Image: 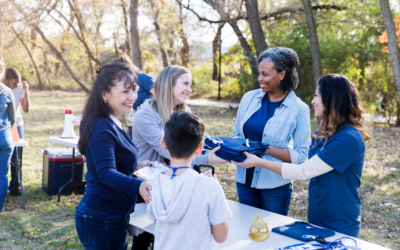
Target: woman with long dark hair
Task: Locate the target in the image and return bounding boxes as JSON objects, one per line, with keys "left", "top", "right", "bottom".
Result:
{"left": 233, "top": 74, "right": 370, "bottom": 237}
{"left": 75, "top": 62, "right": 153, "bottom": 249}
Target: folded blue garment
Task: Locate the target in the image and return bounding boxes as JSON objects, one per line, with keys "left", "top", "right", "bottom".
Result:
{"left": 203, "top": 137, "right": 269, "bottom": 163}
{"left": 272, "top": 221, "right": 335, "bottom": 242}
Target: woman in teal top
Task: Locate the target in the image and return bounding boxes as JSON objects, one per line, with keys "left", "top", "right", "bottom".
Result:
{"left": 234, "top": 74, "right": 370, "bottom": 237}
{"left": 233, "top": 47, "right": 311, "bottom": 215}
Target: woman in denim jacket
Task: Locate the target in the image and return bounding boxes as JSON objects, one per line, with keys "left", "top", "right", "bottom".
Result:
{"left": 0, "top": 60, "right": 16, "bottom": 212}
{"left": 232, "top": 47, "right": 311, "bottom": 215}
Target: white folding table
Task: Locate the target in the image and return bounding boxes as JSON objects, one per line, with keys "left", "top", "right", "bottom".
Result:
{"left": 127, "top": 200, "right": 390, "bottom": 250}
{"left": 47, "top": 137, "right": 86, "bottom": 201}
{"left": 12, "top": 140, "right": 28, "bottom": 209}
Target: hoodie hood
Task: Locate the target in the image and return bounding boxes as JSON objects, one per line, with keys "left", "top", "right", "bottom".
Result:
{"left": 150, "top": 169, "right": 200, "bottom": 223}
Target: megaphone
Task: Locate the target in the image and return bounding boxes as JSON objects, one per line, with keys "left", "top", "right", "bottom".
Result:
{"left": 61, "top": 109, "right": 77, "bottom": 138}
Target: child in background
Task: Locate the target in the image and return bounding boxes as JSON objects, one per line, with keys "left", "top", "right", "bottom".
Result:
{"left": 3, "top": 67, "right": 30, "bottom": 196}
{"left": 148, "top": 111, "right": 232, "bottom": 250}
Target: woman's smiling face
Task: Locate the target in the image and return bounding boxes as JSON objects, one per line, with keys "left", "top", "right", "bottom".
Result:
{"left": 311, "top": 85, "right": 324, "bottom": 118}
{"left": 258, "top": 58, "right": 285, "bottom": 93}
{"left": 172, "top": 73, "right": 192, "bottom": 107}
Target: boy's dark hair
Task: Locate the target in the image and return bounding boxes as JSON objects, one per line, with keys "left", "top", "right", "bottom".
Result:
{"left": 164, "top": 111, "right": 205, "bottom": 159}
{"left": 5, "top": 67, "right": 21, "bottom": 82}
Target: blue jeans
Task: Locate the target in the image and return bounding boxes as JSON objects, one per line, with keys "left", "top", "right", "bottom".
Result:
{"left": 0, "top": 127, "right": 14, "bottom": 212}
{"left": 236, "top": 168, "right": 293, "bottom": 216}
{"left": 75, "top": 201, "right": 129, "bottom": 250}
{"left": 9, "top": 125, "right": 23, "bottom": 192}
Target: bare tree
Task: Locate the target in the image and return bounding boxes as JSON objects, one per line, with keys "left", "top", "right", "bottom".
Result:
{"left": 121, "top": 0, "right": 131, "bottom": 56}
{"left": 11, "top": 27, "right": 43, "bottom": 90}
{"left": 379, "top": 0, "right": 400, "bottom": 126}
{"left": 149, "top": 0, "right": 169, "bottom": 68}
{"left": 212, "top": 23, "right": 224, "bottom": 81}
{"left": 178, "top": 4, "right": 189, "bottom": 67}
{"left": 302, "top": 0, "right": 322, "bottom": 84}
{"left": 229, "top": 19, "right": 259, "bottom": 88}
{"left": 130, "top": 0, "right": 143, "bottom": 69}
{"left": 244, "top": 0, "right": 267, "bottom": 56}
{"left": 35, "top": 26, "right": 90, "bottom": 93}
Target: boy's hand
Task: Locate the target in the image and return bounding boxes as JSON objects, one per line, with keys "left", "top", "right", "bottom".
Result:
{"left": 139, "top": 181, "right": 152, "bottom": 204}
{"left": 137, "top": 160, "right": 154, "bottom": 170}
{"left": 22, "top": 81, "right": 29, "bottom": 94}
{"left": 207, "top": 146, "right": 228, "bottom": 164}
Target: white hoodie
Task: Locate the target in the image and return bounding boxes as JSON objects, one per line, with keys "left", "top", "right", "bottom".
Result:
{"left": 148, "top": 169, "right": 232, "bottom": 250}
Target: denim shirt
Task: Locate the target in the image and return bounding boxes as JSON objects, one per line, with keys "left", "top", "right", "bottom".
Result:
{"left": 0, "top": 84, "right": 15, "bottom": 130}
{"left": 232, "top": 89, "right": 311, "bottom": 189}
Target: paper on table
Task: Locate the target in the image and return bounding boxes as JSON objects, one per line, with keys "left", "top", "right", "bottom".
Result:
{"left": 134, "top": 161, "right": 169, "bottom": 180}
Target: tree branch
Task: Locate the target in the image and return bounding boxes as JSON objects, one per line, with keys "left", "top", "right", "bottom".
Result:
{"left": 34, "top": 26, "right": 90, "bottom": 93}
{"left": 177, "top": 1, "right": 347, "bottom": 24}
{"left": 50, "top": 9, "right": 101, "bottom": 66}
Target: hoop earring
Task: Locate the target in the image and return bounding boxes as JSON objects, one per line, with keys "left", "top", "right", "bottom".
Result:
{"left": 103, "top": 98, "right": 107, "bottom": 103}
{"left": 279, "top": 80, "right": 282, "bottom": 86}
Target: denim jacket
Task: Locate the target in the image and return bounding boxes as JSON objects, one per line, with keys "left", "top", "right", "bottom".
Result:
{"left": 0, "top": 83, "right": 15, "bottom": 130}
{"left": 232, "top": 89, "right": 311, "bottom": 189}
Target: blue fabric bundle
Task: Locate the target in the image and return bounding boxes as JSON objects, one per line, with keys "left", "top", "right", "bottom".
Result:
{"left": 272, "top": 221, "right": 335, "bottom": 242}
{"left": 203, "top": 137, "right": 269, "bottom": 163}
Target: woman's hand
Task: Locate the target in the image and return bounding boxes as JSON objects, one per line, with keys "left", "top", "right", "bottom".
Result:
{"left": 137, "top": 160, "right": 154, "bottom": 170}
{"left": 207, "top": 146, "right": 228, "bottom": 164}
{"left": 139, "top": 181, "right": 152, "bottom": 204}
{"left": 231, "top": 152, "right": 262, "bottom": 169}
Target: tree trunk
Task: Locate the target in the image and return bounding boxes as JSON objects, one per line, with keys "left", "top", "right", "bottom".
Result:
{"left": 150, "top": 0, "right": 169, "bottom": 68}
{"left": 229, "top": 20, "right": 258, "bottom": 89}
{"left": 379, "top": 0, "right": 400, "bottom": 127}
{"left": 212, "top": 23, "right": 224, "bottom": 81}
{"left": 35, "top": 27, "right": 90, "bottom": 93}
{"left": 113, "top": 32, "right": 120, "bottom": 57}
{"left": 121, "top": 0, "right": 131, "bottom": 56}
{"left": 178, "top": 4, "right": 189, "bottom": 67}
{"left": 302, "top": 0, "right": 323, "bottom": 84}
{"left": 244, "top": 0, "right": 267, "bottom": 57}
{"left": 42, "top": 48, "right": 53, "bottom": 91}
{"left": 12, "top": 28, "right": 43, "bottom": 90}
{"left": 180, "top": 33, "right": 189, "bottom": 67}
{"left": 130, "top": 0, "right": 143, "bottom": 69}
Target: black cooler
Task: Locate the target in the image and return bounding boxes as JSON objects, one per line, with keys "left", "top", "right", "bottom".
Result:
{"left": 42, "top": 148, "right": 84, "bottom": 195}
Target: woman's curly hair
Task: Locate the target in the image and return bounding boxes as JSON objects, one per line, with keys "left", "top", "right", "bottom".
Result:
{"left": 258, "top": 47, "right": 300, "bottom": 93}
{"left": 315, "top": 74, "right": 370, "bottom": 143}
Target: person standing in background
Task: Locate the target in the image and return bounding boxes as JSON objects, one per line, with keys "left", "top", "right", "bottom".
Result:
{"left": 0, "top": 60, "right": 16, "bottom": 211}
{"left": 2, "top": 67, "right": 30, "bottom": 196}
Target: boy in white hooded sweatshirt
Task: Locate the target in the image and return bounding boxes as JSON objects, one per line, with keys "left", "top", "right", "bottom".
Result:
{"left": 147, "top": 111, "right": 232, "bottom": 250}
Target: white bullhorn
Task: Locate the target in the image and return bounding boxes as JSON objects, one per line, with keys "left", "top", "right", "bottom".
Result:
{"left": 60, "top": 109, "right": 77, "bottom": 138}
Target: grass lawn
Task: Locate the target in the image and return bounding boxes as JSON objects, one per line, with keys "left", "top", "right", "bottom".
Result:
{"left": 0, "top": 90, "right": 399, "bottom": 249}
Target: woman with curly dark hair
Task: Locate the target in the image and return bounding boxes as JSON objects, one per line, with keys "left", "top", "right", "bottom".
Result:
{"left": 233, "top": 74, "right": 370, "bottom": 237}
{"left": 232, "top": 47, "right": 311, "bottom": 215}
